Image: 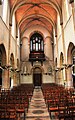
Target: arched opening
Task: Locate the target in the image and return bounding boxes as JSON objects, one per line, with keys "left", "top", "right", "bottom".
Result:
{"left": 0, "top": 68, "right": 2, "bottom": 86}
{"left": 0, "top": 44, "right": 6, "bottom": 88}
{"left": 33, "top": 67, "right": 42, "bottom": 87}
{"left": 29, "top": 32, "right": 45, "bottom": 66}
{"left": 10, "top": 53, "right": 14, "bottom": 88}
{"left": 72, "top": 49, "right": 75, "bottom": 88}
{"left": 67, "top": 42, "right": 74, "bottom": 88}
{"left": 30, "top": 32, "right": 44, "bottom": 52}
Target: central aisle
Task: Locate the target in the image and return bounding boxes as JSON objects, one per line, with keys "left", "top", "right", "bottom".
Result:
{"left": 26, "top": 87, "right": 50, "bottom": 120}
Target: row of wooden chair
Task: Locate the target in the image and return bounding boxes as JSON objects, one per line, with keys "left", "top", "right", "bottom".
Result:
{"left": 42, "top": 83, "right": 75, "bottom": 120}
{"left": 0, "top": 84, "right": 34, "bottom": 120}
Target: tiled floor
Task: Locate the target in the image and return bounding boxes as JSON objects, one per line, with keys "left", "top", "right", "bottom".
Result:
{"left": 26, "top": 87, "right": 50, "bottom": 120}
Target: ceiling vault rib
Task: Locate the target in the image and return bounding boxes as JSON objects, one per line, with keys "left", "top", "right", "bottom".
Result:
{"left": 21, "top": 19, "right": 53, "bottom": 37}
{"left": 10, "top": 1, "right": 61, "bottom": 18}
{"left": 9, "top": 0, "right": 62, "bottom": 41}
{"left": 19, "top": 14, "right": 55, "bottom": 28}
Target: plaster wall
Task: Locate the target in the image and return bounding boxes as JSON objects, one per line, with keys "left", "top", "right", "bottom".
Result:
{"left": 20, "top": 75, "right": 32, "bottom": 84}
{"left": 54, "top": 14, "right": 75, "bottom": 66}
{"left": 43, "top": 75, "right": 54, "bottom": 83}
{"left": 64, "top": 15, "right": 75, "bottom": 62}
{"left": 0, "top": 17, "right": 9, "bottom": 63}
{"left": 20, "top": 74, "right": 54, "bottom": 84}
{"left": 0, "top": 17, "right": 20, "bottom": 67}
{"left": 20, "top": 25, "right": 54, "bottom": 84}
{"left": 22, "top": 25, "right": 50, "bottom": 39}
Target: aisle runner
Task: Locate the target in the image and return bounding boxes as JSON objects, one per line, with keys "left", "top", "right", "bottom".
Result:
{"left": 26, "top": 87, "right": 50, "bottom": 120}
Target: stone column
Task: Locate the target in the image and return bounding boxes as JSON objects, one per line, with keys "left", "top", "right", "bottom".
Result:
{"left": 2, "top": 69, "right": 10, "bottom": 89}
{"left": 16, "top": 71, "right": 20, "bottom": 85}
{"left": 21, "top": 37, "right": 29, "bottom": 61}
{"left": 8, "top": 22, "right": 12, "bottom": 64}
{"left": 45, "top": 36, "right": 53, "bottom": 61}
{"left": 66, "top": 67, "right": 73, "bottom": 88}
{"left": 13, "top": 71, "right": 17, "bottom": 86}
{"left": 60, "top": 69, "right": 64, "bottom": 85}
{"left": 57, "top": 70, "right": 61, "bottom": 85}
{"left": 61, "top": 25, "right": 66, "bottom": 62}
{"left": 60, "top": 24, "right": 68, "bottom": 86}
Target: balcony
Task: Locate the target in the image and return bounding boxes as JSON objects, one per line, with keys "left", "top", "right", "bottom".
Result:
{"left": 29, "top": 52, "right": 45, "bottom": 62}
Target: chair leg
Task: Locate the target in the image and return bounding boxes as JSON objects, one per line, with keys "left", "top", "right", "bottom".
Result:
{"left": 24, "top": 112, "right": 25, "bottom": 120}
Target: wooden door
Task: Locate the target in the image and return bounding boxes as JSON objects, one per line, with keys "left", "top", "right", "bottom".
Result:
{"left": 33, "top": 73, "right": 42, "bottom": 86}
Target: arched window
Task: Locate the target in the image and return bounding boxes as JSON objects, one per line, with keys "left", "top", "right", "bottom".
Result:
{"left": 29, "top": 32, "right": 45, "bottom": 65}
{"left": 73, "top": 56, "right": 75, "bottom": 74}
{"left": 30, "top": 33, "right": 44, "bottom": 52}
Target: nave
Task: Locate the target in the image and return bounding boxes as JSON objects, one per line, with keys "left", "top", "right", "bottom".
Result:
{"left": 26, "top": 86, "right": 50, "bottom": 120}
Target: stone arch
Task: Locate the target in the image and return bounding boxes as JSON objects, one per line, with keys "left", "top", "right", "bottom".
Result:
{"left": 32, "top": 66, "right": 42, "bottom": 86}
{"left": 67, "top": 42, "right": 74, "bottom": 64}
{"left": 31, "top": 65, "right": 44, "bottom": 73}
{"left": 31, "top": 65, "right": 44, "bottom": 86}
{"left": 60, "top": 52, "right": 64, "bottom": 66}
{"left": 0, "top": 44, "right": 7, "bottom": 66}
{"left": 67, "top": 42, "right": 75, "bottom": 88}
{"left": 0, "top": 44, "right": 7, "bottom": 87}
{"left": 29, "top": 31, "right": 44, "bottom": 41}
{"left": 29, "top": 31, "right": 44, "bottom": 49}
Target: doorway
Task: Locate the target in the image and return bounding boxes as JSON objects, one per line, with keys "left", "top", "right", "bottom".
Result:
{"left": 33, "top": 73, "right": 42, "bottom": 86}
{"left": 33, "top": 67, "right": 42, "bottom": 86}
{"left": 73, "top": 75, "right": 75, "bottom": 88}
{"left": 0, "top": 68, "right": 2, "bottom": 86}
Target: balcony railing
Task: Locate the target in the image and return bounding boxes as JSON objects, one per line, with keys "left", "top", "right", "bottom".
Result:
{"left": 29, "top": 52, "right": 45, "bottom": 61}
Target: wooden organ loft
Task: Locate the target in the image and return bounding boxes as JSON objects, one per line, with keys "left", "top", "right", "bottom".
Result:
{"left": 29, "top": 33, "right": 45, "bottom": 65}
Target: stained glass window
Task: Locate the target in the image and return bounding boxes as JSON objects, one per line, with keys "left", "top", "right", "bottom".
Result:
{"left": 30, "top": 33, "right": 44, "bottom": 52}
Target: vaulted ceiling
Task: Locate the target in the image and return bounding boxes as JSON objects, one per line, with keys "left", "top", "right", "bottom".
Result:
{"left": 9, "top": 0, "right": 62, "bottom": 37}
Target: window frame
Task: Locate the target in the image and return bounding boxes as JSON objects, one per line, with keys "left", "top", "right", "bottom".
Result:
{"left": 30, "top": 33, "right": 44, "bottom": 52}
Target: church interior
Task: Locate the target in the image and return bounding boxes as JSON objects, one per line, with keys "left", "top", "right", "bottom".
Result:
{"left": 0, "top": 0, "right": 75, "bottom": 120}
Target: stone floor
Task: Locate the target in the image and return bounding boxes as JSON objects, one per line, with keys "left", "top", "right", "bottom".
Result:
{"left": 26, "top": 87, "right": 50, "bottom": 120}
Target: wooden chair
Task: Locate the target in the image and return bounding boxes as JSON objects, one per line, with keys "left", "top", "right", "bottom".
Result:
{"left": 0, "top": 109, "right": 9, "bottom": 120}
{"left": 58, "top": 97, "right": 73, "bottom": 120}
{"left": 48, "top": 99, "right": 59, "bottom": 118}
{"left": 7, "top": 103, "right": 17, "bottom": 120}
{"left": 16, "top": 98, "right": 26, "bottom": 120}
{"left": 67, "top": 97, "right": 75, "bottom": 120}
